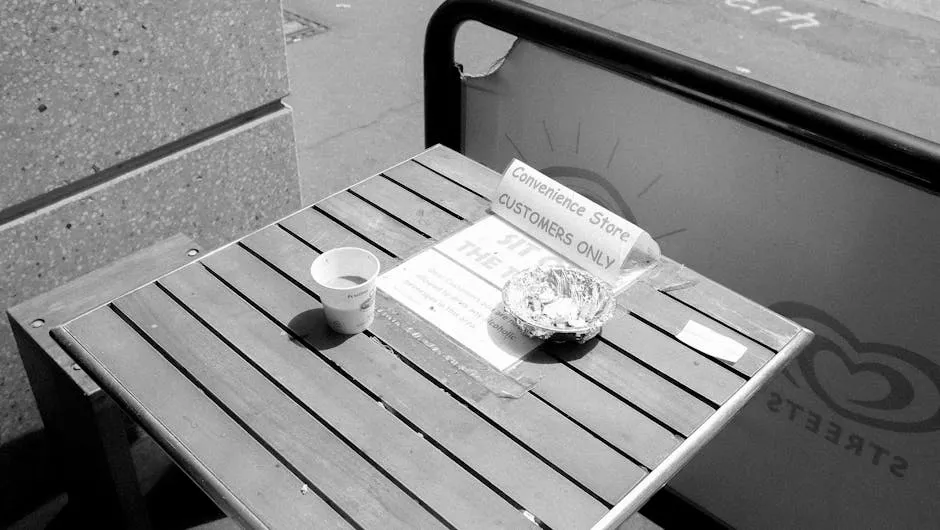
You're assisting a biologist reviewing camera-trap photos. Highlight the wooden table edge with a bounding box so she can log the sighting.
[590,327,815,530]
[49,325,270,530]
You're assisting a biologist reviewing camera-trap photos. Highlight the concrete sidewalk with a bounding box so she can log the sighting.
[282,0,940,204]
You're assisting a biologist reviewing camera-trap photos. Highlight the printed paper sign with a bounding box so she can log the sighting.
[437,215,648,294]
[379,212,655,372]
[378,249,539,371]
[434,215,569,288]
[491,159,660,283]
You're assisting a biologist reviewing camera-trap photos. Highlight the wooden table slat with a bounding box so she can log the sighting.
[63,308,352,530]
[158,263,531,529]
[205,244,610,530]
[414,145,501,199]
[113,285,447,530]
[559,340,715,437]
[365,292,647,500]
[351,175,466,240]
[622,282,774,376]
[601,310,746,406]
[522,351,683,469]
[276,208,398,272]
[234,229,649,505]
[383,159,491,222]
[316,192,428,259]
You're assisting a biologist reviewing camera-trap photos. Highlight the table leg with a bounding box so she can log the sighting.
[16,327,151,530]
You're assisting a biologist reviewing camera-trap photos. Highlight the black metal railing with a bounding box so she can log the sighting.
[424,0,940,193]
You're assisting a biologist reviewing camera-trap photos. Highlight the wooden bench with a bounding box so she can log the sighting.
[8,234,204,529]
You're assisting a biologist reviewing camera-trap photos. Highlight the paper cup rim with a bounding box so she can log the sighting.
[309,247,381,290]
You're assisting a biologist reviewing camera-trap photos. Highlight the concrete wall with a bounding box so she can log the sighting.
[0,0,299,514]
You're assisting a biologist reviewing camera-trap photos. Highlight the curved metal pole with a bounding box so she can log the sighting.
[423,0,940,193]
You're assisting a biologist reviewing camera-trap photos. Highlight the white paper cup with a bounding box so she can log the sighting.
[310,247,381,334]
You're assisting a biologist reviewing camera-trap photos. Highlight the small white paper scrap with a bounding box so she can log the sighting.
[676,320,747,363]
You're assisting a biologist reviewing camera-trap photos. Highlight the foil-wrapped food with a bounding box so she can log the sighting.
[502,266,616,343]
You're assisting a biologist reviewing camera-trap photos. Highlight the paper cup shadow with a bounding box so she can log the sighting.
[288,308,355,349]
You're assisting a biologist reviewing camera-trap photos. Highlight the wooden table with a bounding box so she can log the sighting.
[52,145,812,530]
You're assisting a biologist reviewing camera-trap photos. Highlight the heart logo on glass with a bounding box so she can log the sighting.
[771,301,940,433]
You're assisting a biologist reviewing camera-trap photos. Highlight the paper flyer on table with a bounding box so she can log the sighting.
[378,244,540,371]
[379,216,583,371]
[379,160,662,372]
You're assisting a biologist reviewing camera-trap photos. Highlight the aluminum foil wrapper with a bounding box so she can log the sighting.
[502,266,616,343]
